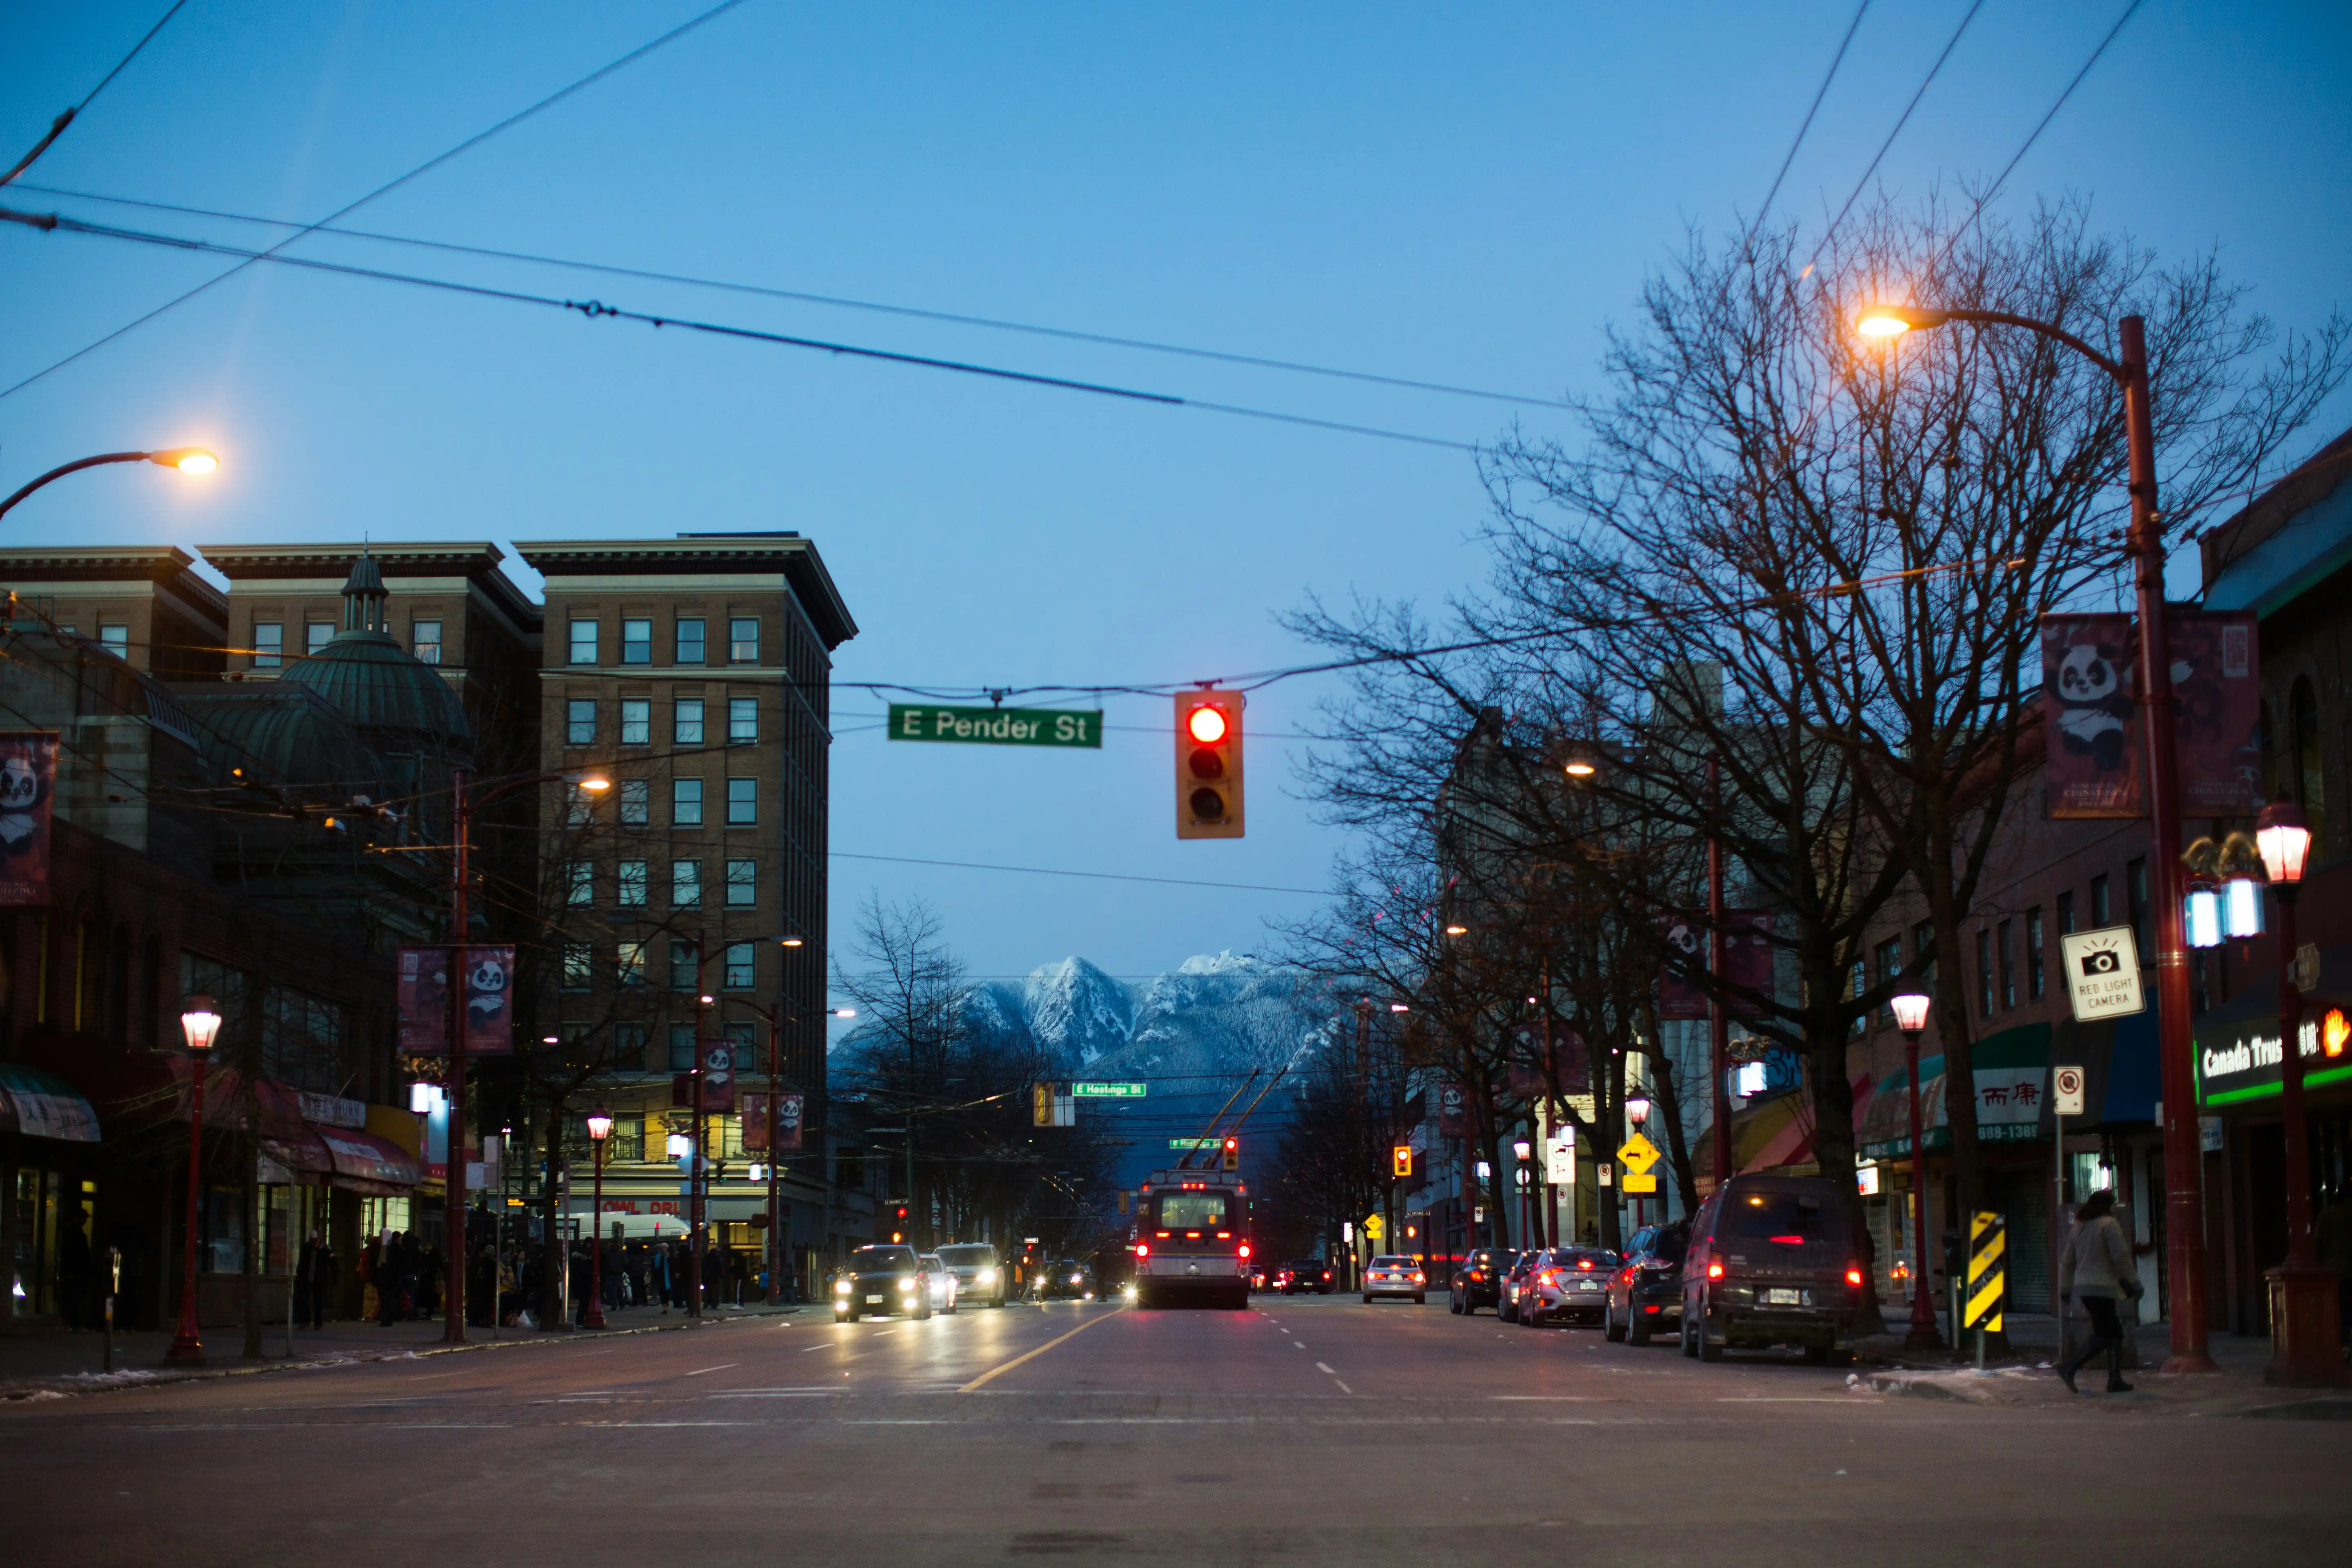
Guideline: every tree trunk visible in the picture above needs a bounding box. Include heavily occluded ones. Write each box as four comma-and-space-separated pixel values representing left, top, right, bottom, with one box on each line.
540, 1105, 566, 1329
1641, 1000, 1700, 1214
1923, 806, 2001, 1356
1799, 954, 1882, 1334
240, 1130, 263, 1360
1597, 1045, 1625, 1255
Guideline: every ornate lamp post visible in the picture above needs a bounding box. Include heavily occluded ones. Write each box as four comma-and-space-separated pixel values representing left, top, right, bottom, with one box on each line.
2251, 799, 2344, 1386
1891, 989, 1943, 1351
0, 445, 216, 520
1512, 1137, 1533, 1251
583, 1105, 612, 1329
166, 993, 223, 1365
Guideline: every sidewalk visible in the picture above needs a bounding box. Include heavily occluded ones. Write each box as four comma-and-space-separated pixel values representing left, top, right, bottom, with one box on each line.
0, 1300, 806, 1402
1853, 1314, 2352, 1418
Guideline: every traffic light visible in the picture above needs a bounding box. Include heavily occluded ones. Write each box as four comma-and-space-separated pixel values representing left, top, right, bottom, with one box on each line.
891, 1204, 908, 1244
1175, 689, 1244, 839
1392, 1144, 1414, 1180
1221, 1136, 1240, 1172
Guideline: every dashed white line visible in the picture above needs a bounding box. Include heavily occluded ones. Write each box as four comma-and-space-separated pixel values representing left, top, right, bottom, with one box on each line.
682, 1363, 740, 1377
1315, 1362, 1335, 1375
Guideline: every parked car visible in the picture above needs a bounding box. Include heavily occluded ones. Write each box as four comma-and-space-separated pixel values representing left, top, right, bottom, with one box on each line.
1605, 1222, 1687, 1345
1361, 1255, 1426, 1304
1519, 1247, 1621, 1327
935, 1243, 1007, 1307
1497, 1251, 1545, 1323
1682, 1175, 1864, 1365
1276, 1259, 1334, 1295
1448, 1247, 1517, 1316
915, 1253, 961, 1314
833, 1244, 931, 1322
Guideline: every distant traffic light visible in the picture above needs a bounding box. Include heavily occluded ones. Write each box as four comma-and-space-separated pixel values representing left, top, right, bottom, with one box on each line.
891, 1203, 908, 1244
1221, 1136, 1240, 1172
1176, 689, 1244, 839
1392, 1144, 1414, 1180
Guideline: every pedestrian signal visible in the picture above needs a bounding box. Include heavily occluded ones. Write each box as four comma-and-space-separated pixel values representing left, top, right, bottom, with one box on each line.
1392, 1145, 1413, 1179
1221, 1136, 1240, 1171
1176, 688, 1244, 839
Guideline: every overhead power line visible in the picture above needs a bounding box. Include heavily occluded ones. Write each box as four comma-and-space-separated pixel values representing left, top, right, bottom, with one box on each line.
0, 207, 1481, 453
11, 183, 1573, 413
832, 851, 1327, 896
1, 1, 186, 188
1804, 0, 1987, 276
1748, 0, 1871, 242
0, 0, 752, 401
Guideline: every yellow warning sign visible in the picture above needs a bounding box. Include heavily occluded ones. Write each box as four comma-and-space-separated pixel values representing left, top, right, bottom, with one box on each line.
1616, 1132, 1661, 1175
1621, 1173, 1659, 1194
1964, 1210, 2005, 1331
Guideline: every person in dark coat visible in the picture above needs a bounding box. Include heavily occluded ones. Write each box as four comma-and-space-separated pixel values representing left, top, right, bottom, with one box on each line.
2056, 1189, 2143, 1394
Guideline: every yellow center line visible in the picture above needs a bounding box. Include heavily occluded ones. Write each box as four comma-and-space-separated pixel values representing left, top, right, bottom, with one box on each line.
957, 1309, 1123, 1393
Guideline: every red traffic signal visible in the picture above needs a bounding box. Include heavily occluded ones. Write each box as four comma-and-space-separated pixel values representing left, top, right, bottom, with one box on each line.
1176, 689, 1244, 839
1392, 1144, 1414, 1179
1221, 1136, 1240, 1172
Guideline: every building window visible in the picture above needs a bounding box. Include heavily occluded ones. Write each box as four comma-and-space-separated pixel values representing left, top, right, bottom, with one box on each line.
668, 940, 696, 991
1997, 919, 2015, 1010
616, 860, 647, 906
620, 699, 651, 745
2057, 889, 2076, 936
614, 1023, 648, 1073
1911, 921, 1936, 989
726, 859, 756, 906
306, 621, 334, 655
618, 779, 649, 826
621, 618, 652, 664
727, 778, 757, 825
569, 619, 599, 665
2293, 675, 2329, 859
2126, 859, 2149, 957
1976, 929, 1994, 1018
1873, 937, 1903, 1026
566, 861, 594, 906
567, 699, 596, 746
2027, 907, 2046, 1000
672, 859, 702, 907
617, 940, 646, 988
562, 943, 594, 991
668, 1023, 697, 1071
675, 699, 704, 746
2089, 875, 2110, 928
724, 941, 755, 990
673, 778, 702, 825
412, 620, 442, 665
253, 621, 283, 668
98, 623, 129, 656
729, 617, 759, 663
729, 697, 758, 744
676, 617, 706, 665
567, 785, 594, 827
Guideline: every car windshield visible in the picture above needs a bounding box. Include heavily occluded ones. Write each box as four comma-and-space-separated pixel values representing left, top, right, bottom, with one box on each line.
1725, 1189, 1841, 1244
1562, 1249, 1620, 1270
1287, 1260, 1324, 1272
1156, 1192, 1231, 1229
937, 1245, 994, 1266
1647, 1229, 1688, 1263
849, 1245, 917, 1272
1370, 1256, 1414, 1268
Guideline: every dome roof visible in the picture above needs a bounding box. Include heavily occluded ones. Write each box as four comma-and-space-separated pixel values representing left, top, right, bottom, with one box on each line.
177, 685, 386, 791
278, 552, 472, 755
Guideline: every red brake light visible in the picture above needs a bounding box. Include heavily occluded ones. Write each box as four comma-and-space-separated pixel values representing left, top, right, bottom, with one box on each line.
1768, 1234, 1804, 1245
1844, 1265, 1864, 1287
1706, 1260, 1725, 1280
1134, 1242, 1149, 1258
1577, 1259, 1593, 1270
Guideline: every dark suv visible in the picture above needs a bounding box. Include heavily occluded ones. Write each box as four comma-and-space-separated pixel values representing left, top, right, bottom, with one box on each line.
833, 1244, 930, 1322
1681, 1176, 1862, 1364
1605, 1221, 1686, 1345
1448, 1247, 1517, 1315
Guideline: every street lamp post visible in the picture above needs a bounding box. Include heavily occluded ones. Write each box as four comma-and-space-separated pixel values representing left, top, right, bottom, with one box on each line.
1859, 302, 2217, 1373
1891, 989, 1943, 1351
1512, 1137, 1533, 1252
0, 446, 217, 521
1625, 1095, 1651, 1231
165, 993, 223, 1365
2251, 799, 2344, 1386
584, 1106, 612, 1330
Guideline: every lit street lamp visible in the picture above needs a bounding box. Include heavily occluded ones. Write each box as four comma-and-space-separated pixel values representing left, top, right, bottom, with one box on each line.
1860, 300, 2217, 1373
583, 1105, 612, 1330
1891, 988, 1942, 1351
166, 993, 223, 1365
0, 446, 217, 520
1512, 1137, 1533, 1249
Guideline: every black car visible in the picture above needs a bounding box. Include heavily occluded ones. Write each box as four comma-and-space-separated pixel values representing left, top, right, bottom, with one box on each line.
1042, 1258, 1096, 1300
833, 1244, 931, 1322
1605, 1222, 1687, 1345
1448, 1247, 1517, 1315
1681, 1175, 1862, 1365
1277, 1259, 1334, 1295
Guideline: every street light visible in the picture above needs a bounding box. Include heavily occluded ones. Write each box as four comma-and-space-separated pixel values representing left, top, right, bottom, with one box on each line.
166, 993, 223, 1365
1890, 987, 1941, 1351
1859, 298, 2216, 1373
0, 446, 220, 520
583, 1105, 612, 1329
2250, 798, 2342, 1385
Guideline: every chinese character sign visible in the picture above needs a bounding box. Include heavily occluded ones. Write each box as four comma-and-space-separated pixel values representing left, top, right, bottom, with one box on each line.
396, 947, 450, 1056
0, 733, 59, 905
460, 946, 515, 1055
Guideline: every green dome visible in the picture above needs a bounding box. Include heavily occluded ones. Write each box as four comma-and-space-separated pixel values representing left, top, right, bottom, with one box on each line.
277, 550, 472, 755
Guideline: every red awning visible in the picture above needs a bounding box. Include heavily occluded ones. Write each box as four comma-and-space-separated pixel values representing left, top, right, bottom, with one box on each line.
317, 1127, 421, 1195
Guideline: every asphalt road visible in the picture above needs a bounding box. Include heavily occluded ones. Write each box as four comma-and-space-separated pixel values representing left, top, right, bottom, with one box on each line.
4, 1292, 2343, 1565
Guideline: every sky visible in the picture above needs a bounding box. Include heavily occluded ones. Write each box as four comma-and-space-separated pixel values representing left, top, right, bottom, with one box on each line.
4, 2, 2348, 1011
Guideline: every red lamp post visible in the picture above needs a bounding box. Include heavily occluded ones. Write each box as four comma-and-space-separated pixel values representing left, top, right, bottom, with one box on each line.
166, 993, 223, 1365
583, 1105, 612, 1329
1891, 989, 1943, 1351
2252, 799, 2344, 1385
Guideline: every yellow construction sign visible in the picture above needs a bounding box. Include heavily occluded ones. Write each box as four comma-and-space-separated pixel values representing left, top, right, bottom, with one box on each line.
1965, 1210, 2005, 1332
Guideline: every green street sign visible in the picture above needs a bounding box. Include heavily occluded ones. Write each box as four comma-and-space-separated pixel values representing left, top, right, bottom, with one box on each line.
1072, 1081, 1146, 1099
1168, 1137, 1221, 1149
888, 704, 1102, 748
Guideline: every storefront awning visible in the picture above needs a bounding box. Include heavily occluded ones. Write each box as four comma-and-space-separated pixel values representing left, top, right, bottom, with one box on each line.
2194, 943, 2352, 1109
318, 1127, 421, 1195
0, 1062, 100, 1143
1860, 1022, 2054, 1159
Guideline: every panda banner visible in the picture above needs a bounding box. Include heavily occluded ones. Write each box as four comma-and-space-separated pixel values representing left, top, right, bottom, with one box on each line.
396, 947, 451, 1055
0, 733, 58, 905
459, 946, 515, 1055
2041, 612, 2260, 819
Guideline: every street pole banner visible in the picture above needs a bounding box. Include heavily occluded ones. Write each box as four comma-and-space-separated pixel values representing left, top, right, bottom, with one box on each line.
741, 1091, 768, 1149
1657, 912, 1774, 1018
702, 1040, 736, 1112
460, 946, 515, 1054
774, 1091, 803, 1150
0, 732, 58, 905
2165, 611, 2263, 813
396, 947, 450, 1055
2042, 613, 2140, 817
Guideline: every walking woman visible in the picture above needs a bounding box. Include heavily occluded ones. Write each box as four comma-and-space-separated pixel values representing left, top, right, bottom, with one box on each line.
2056, 1189, 2142, 1394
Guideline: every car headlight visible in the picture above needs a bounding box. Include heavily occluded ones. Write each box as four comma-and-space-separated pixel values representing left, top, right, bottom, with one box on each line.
833, 1279, 851, 1294
976, 1266, 997, 1285
1069, 1274, 1082, 1285
898, 1277, 918, 1291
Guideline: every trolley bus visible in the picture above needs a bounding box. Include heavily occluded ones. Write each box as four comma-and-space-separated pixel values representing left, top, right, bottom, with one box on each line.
1130, 1168, 1251, 1310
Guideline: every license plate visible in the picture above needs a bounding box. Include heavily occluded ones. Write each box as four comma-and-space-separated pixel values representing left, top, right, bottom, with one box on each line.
1575, 1281, 1600, 1291
1761, 1287, 1805, 1307
864, 1295, 884, 1304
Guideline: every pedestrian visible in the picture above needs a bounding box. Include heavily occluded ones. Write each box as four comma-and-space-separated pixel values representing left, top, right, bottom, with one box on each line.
294, 1230, 319, 1330
2056, 1189, 2142, 1394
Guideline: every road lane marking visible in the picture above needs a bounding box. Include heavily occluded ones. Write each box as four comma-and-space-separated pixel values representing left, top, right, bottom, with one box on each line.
1334, 1381, 1353, 1394
682, 1364, 739, 1377
800, 1343, 832, 1352
958, 1309, 1123, 1392
1316, 1363, 1335, 1374
1718, 1396, 1871, 1403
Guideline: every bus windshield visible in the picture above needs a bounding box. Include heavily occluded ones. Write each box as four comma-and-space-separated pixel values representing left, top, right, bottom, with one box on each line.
1156, 1192, 1231, 1230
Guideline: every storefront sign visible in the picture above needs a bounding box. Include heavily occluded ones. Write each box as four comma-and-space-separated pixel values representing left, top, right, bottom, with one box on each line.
2061, 926, 2145, 1022
2196, 1004, 2352, 1106
0, 732, 58, 905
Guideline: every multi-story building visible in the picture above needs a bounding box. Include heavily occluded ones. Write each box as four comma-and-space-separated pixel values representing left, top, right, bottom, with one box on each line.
514, 535, 855, 1293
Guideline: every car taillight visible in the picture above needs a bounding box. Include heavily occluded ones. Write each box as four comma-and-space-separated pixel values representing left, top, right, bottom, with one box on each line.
1706, 1260, 1724, 1280
1845, 1265, 1864, 1287
1411, 1272, 1425, 1283
1577, 1259, 1593, 1270
1468, 1270, 1484, 1282
1769, 1234, 1804, 1245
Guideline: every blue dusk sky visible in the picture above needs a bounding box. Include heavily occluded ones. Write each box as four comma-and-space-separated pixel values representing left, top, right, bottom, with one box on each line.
4, 2, 2347, 1006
